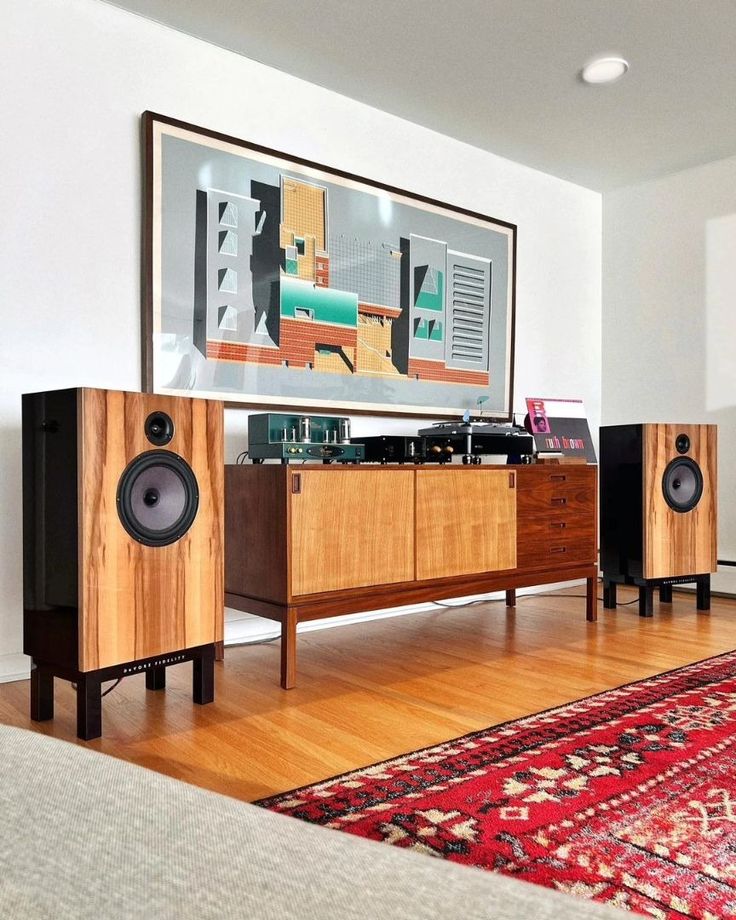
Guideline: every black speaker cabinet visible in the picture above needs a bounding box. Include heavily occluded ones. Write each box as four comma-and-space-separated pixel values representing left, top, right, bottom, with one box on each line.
23, 388, 224, 739
600, 423, 717, 617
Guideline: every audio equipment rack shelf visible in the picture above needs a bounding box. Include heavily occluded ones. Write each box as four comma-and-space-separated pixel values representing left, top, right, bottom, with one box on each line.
225, 463, 598, 688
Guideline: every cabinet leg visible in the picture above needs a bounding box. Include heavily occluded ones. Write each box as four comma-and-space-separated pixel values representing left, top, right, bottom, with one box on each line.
603, 579, 617, 609
639, 586, 654, 618
505, 589, 516, 607
145, 666, 166, 691
281, 609, 297, 690
215, 640, 225, 661
659, 584, 673, 604
30, 664, 54, 722
193, 647, 215, 705
586, 577, 597, 622
697, 575, 711, 612
76, 674, 102, 741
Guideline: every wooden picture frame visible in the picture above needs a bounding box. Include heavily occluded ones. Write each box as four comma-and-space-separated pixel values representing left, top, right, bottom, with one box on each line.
143, 112, 517, 419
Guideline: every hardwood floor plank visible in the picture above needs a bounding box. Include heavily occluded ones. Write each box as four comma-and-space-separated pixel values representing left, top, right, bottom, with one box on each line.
2, 587, 735, 801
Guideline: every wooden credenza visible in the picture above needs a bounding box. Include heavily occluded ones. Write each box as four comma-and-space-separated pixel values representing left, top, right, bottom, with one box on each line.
225, 464, 598, 688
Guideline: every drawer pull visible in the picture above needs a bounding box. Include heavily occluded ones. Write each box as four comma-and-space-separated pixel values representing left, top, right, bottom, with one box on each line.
550, 546, 567, 554
550, 474, 567, 482
551, 522, 567, 529
551, 497, 567, 506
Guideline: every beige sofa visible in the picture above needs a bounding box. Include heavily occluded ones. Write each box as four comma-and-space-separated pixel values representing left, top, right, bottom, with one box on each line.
0, 725, 626, 919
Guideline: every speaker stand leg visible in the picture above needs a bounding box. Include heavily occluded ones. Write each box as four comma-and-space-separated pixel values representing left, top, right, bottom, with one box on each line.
586, 577, 597, 622
505, 589, 516, 607
145, 666, 166, 691
30, 663, 54, 722
215, 640, 225, 662
193, 647, 215, 705
659, 584, 673, 604
697, 575, 711, 612
77, 674, 102, 741
639, 586, 654, 618
281, 608, 297, 690
603, 579, 617, 609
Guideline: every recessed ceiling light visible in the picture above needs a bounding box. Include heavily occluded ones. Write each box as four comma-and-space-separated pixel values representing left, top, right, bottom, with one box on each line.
581, 56, 629, 85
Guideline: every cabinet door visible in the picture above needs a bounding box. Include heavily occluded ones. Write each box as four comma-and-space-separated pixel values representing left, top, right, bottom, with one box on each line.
416, 469, 517, 580
290, 469, 415, 596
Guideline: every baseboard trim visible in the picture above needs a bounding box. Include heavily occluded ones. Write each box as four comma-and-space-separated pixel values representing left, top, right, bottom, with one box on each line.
674, 564, 736, 598
0, 654, 31, 684
712, 564, 736, 596
224, 578, 590, 647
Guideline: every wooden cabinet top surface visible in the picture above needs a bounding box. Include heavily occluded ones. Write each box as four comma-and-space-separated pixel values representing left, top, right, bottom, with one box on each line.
227, 463, 597, 474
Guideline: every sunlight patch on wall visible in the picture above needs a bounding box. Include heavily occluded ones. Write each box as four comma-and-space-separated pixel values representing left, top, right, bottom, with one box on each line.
706, 213, 736, 412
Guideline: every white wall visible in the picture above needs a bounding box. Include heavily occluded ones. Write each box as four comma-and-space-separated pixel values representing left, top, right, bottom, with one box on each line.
603, 154, 736, 592
0, 0, 602, 680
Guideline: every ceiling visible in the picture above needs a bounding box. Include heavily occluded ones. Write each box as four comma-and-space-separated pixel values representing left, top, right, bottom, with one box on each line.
107, 0, 736, 191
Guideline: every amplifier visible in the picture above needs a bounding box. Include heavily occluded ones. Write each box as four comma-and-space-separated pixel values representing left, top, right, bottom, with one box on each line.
248, 413, 364, 463
419, 422, 534, 464
355, 436, 427, 464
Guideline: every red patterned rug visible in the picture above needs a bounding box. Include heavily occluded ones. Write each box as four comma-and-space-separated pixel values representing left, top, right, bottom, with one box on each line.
258, 652, 736, 919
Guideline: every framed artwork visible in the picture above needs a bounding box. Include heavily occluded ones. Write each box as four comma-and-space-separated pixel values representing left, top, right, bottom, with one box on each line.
143, 112, 517, 419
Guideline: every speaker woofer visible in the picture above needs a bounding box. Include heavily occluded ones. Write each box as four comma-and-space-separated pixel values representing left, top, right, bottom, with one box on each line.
662, 457, 703, 513
117, 450, 198, 546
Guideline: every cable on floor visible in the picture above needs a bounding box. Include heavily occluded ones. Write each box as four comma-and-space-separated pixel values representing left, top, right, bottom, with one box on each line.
102, 679, 123, 697
70, 678, 124, 697
432, 590, 641, 609
228, 635, 282, 647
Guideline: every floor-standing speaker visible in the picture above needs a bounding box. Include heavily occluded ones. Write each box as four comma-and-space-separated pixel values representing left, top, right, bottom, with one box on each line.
23, 388, 224, 739
600, 423, 717, 617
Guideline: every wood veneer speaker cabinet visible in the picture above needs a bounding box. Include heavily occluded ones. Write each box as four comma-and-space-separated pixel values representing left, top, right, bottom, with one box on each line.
600, 423, 717, 618
225, 464, 598, 688
23, 388, 224, 739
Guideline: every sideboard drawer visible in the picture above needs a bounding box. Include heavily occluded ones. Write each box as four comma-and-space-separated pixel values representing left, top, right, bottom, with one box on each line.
517, 479, 596, 519
520, 512, 595, 542
516, 468, 592, 491
517, 535, 596, 569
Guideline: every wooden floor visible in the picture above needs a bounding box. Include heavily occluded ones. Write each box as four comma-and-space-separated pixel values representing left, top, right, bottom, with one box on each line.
1, 586, 734, 803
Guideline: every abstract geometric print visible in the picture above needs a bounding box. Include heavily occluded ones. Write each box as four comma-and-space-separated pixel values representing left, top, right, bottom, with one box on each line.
147, 114, 516, 415
259, 652, 736, 919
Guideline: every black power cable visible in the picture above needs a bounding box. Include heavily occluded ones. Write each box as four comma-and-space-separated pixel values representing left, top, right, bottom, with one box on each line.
433, 582, 639, 610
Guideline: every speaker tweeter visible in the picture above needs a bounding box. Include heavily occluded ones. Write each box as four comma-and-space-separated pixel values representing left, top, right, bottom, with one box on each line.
145, 410, 174, 446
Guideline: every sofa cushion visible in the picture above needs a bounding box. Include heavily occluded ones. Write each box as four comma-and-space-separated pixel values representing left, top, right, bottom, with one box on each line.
0, 725, 626, 919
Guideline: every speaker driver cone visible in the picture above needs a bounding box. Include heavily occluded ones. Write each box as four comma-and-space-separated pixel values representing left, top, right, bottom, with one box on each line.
662, 457, 703, 513
675, 433, 691, 455
117, 451, 198, 546
145, 411, 174, 446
